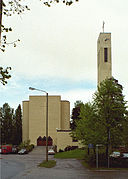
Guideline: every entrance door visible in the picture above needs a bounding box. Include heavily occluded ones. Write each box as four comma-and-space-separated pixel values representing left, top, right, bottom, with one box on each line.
37, 136, 53, 146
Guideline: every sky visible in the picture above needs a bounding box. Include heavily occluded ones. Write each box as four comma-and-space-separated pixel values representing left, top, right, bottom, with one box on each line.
1, 0, 128, 114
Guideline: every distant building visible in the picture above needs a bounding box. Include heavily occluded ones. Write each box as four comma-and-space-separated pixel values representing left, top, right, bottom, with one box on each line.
97, 32, 112, 85
22, 96, 80, 151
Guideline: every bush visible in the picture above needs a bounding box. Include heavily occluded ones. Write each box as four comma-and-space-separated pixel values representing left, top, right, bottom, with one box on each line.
110, 158, 128, 168
18, 140, 34, 152
64, 146, 78, 152
59, 149, 64, 152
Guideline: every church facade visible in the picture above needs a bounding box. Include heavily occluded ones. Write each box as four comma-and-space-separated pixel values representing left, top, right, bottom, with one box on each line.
22, 96, 80, 151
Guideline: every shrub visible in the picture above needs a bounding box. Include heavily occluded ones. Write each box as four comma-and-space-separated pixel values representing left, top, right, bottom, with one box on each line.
64, 146, 78, 152
18, 140, 34, 152
59, 149, 64, 152
110, 158, 128, 168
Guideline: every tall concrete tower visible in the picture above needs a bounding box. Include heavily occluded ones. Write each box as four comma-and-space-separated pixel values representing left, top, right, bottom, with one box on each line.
97, 32, 112, 85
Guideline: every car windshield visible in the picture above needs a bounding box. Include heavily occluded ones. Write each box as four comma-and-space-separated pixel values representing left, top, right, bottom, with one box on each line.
113, 152, 120, 154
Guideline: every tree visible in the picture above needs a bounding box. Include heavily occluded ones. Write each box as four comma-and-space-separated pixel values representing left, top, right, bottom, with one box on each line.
0, 103, 22, 145
70, 100, 83, 130
13, 104, 22, 145
72, 102, 104, 146
94, 77, 127, 157
0, 103, 14, 144
73, 77, 128, 159
0, 66, 11, 85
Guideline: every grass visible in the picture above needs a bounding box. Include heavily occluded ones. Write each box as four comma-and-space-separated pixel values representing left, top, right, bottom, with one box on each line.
38, 160, 56, 168
54, 148, 128, 170
54, 149, 85, 159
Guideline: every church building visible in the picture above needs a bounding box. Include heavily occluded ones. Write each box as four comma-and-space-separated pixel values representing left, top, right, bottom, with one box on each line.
22, 96, 80, 151
22, 30, 112, 151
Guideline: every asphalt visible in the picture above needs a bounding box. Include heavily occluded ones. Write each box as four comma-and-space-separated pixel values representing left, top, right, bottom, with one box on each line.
1, 146, 128, 179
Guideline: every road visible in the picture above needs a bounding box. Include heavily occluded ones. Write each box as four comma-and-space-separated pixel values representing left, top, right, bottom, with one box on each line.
1, 147, 128, 179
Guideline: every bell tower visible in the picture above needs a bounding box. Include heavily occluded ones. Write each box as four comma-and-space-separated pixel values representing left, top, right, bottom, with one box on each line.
97, 32, 112, 85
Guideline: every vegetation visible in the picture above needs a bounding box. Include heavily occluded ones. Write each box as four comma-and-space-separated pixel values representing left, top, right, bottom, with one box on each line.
70, 100, 84, 130
55, 148, 85, 159
71, 77, 128, 166
38, 160, 56, 168
18, 140, 34, 152
0, 67, 11, 85
0, 103, 22, 145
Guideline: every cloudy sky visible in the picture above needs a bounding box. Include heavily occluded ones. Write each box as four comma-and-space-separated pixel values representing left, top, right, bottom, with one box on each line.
1, 0, 128, 113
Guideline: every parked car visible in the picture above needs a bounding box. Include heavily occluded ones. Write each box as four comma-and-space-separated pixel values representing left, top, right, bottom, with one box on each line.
48, 149, 55, 155
1, 145, 12, 154
122, 153, 128, 158
18, 149, 28, 155
0, 148, 1, 154
12, 146, 18, 154
110, 151, 120, 158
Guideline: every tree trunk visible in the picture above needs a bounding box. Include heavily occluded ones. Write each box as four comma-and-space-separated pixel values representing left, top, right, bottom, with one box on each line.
93, 148, 96, 155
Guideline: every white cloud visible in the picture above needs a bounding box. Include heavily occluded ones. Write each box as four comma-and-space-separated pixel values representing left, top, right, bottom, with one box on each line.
1, 0, 128, 108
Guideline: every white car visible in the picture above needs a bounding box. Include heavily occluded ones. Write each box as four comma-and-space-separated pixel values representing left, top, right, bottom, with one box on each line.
122, 153, 128, 158
48, 149, 55, 155
18, 149, 28, 155
110, 151, 120, 158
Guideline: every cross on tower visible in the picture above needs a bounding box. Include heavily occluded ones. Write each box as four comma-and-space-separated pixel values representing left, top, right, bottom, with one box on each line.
102, 21, 105, 33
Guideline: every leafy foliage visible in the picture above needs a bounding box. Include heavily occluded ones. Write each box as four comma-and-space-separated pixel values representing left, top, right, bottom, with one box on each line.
41, 0, 79, 7
0, 0, 29, 51
0, 103, 22, 145
72, 78, 128, 158
70, 100, 83, 130
0, 0, 79, 51
0, 66, 11, 85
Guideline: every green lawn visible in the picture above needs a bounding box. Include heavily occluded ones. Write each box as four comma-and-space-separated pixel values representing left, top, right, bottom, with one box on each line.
38, 160, 56, 168
54, 149, 86, 159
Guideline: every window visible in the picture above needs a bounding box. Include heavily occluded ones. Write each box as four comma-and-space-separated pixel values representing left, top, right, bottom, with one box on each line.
104, 48, 108, 62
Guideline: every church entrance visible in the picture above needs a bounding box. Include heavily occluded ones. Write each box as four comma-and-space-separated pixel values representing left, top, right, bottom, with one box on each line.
37, 136, 53, 146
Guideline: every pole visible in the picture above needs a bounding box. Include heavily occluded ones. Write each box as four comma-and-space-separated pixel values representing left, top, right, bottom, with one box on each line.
46, 92, 48, 162
96, 145, 98, 168
108, 130, 110, 168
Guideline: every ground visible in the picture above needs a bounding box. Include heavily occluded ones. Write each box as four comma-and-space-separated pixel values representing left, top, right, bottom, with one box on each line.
1, 146, 128, 179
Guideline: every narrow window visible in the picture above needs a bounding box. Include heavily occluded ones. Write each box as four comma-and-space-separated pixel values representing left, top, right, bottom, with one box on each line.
104, 48, 108, 62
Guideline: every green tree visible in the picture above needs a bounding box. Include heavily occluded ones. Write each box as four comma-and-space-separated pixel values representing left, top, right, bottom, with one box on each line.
1, 103, 14, 144
70, 100, 83, 130
13, 104, 22, 145
73, 77, 128, 159
94, 77, 127, 157
72, 102, 104, 146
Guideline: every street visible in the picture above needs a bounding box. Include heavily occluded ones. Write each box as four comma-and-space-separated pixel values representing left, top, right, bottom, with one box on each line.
1, 147, 128, 179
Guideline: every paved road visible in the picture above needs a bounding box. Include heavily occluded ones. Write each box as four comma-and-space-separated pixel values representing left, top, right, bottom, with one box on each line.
1, 147, 128, 179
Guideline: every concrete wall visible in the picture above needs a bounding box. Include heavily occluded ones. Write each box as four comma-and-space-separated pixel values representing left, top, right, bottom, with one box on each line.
22, 96, 70, 146
61, 101, 70, 130
97, 33, 112, 85
22, 101, 29, 142
56, 130, 80, 152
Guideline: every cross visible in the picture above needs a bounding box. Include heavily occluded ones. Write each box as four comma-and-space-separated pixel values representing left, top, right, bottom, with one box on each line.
102, 21, 105, 33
